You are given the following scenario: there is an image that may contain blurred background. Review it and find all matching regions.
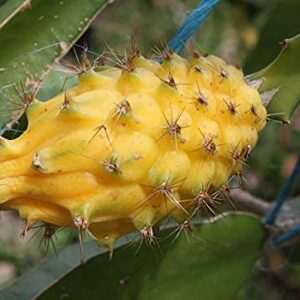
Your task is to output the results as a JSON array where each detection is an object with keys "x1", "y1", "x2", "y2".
[{"x1": 0, "y1": 0, "x2": 300, "y2": 298}]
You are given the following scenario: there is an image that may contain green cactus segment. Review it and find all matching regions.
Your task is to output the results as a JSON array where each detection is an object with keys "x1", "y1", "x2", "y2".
[
  {"x1": 0, "y1": 0, "x2": 31, "y2": 30},
  {"x1": 0, "y1": 0, "x2": 112, "y2": 124},
  {"x1": 36, "y1": 68, "x2": 78, "y2": 101},
  {"x1": 0, "y1": 214, "x2": 266, "y2": 300},
  {"x1": 248, "y1": 34, "x2": 300, "y2": 123},
  {"x1": 244, "y1": 0, "x2": 300, "y2": 74}
]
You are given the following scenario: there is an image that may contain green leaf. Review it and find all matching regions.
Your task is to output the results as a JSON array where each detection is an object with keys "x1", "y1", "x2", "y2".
[
  {"x1": 36, "y1": 67, "x2": 78, "y2": 101},
  {"x1": 0, "y1": 0, "x2": 31, "y2": 30},
  {"x1": 248, "y1": 34, "x2": 300, "y2": 123},
  {"x1": 0, "y1": 0, "x2": 112, "y2": 124},
  {"x1": 1, "y1": 213, "x2": 266, "y2": 300},
  {"x1": 244, "y1": 0, "x2": 300, "y2": 74}
]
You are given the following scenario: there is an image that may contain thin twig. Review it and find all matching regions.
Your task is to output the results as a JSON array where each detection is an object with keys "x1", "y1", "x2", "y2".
[
  {"x1": 230, "y1": 188, "x2": 271, "y2": 216},
  {"x1": 272, "y1": 224, "x2": 300, "y2": 246},
  {"x1": 264, "y1": 152, "x2": 300, "y2": 225}
]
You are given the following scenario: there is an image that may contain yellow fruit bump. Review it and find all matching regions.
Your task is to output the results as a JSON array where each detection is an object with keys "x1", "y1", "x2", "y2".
[{"x1": 0, "y1": 48, "x2": 267, "y2": 251}]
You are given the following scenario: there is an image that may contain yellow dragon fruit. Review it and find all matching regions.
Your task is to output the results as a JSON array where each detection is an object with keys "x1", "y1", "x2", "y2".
[{"x1": 0, "y1": 49, "x2": 266, "y2": 249}]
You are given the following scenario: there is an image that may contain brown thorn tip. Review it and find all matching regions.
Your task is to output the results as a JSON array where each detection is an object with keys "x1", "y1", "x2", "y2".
[
  {"x1": 282, "y1": 119, "x2": 291, "y2": 125},
  {"x1": 226, "y1": 100, "x2": 238, "y2": 115},
  {"x1": 73, "y1": 216, "x2": 88, "y2": 230},
  {"x1": 67, "y1": 45, "x2": 92, "y2": 75},
  {"x1": 43, "y1": 224, "x2": 56, "y2": 239},
  {"x1": 162, "y1": 49, "x2": 173, "y2": 61},
  {"x1": 73, "y1": 216, "x2": 87, "y2": 263},
  {"x1": 157, "y1": 72, "x2": 177, "y2": 89},
  {"x1": 103, "y1": 156, "x2": 121, "y2": 174},
  {"x1": 279, "y1": 39, "x2": 288, "y2": 49},
  {"x1": 196, "y1": 129, "x2": 217, "y2": 155},
  {"x1": 96, "y1": 56, "x2": 106, "y2": 67},
  {"x1": 123, "y1": 56, "x2": 135, "y2": 72},
  {"x1": 192, "y1": 51, "x2": 200, "y2": 59},
  {"x1": 141, "y1": 226, "x2": 154, "y2": 238},
  {"x1": 241, "y1": 145, "x2": 252, "y2": 160},
  {"x1": 194, "y1": 65, "x2": 202, "y2": 73},
  {"x1": 116, "y1": 99, "x2": 131, "y2": 116},
  {"x1": 197, "y1": 93, "x2": 208, "y2": 105},
  {"x1": 37, "y1": 224, "x2": 58, "y2": 257},
  {"x1": 20, "y1": 222, "x2": 29, "y2": 238},
  {"x1": 203, "y1": 135, "x2": 217, "y2": 155},
  {"x1": 166, "y1": 74, "x2": 176, "y2": 88},
  {"x1": 60, "y1": 92, "x2": 72, "y2": 110},
  {"x1": 32, "y1": 152, "x2": 43, "y2": 171},
  {"x1": 220, "y1": 68, "x2": 229, "y2": 79},
  {"x1": 250, "y1": 105, "x2": 258, "y2": 116},
  {"x1": 89, "y1": 124, "x2": 113, "y2": 148},
  {"x1": 182, "y1": 220, "x2": 192, "y2": 232},
  {"x1": 192, "y1": 186, "x2": 219, "y2": 217},
  {"x1": 140, "y1": 226, "x2": 161, "y2": 249}
]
